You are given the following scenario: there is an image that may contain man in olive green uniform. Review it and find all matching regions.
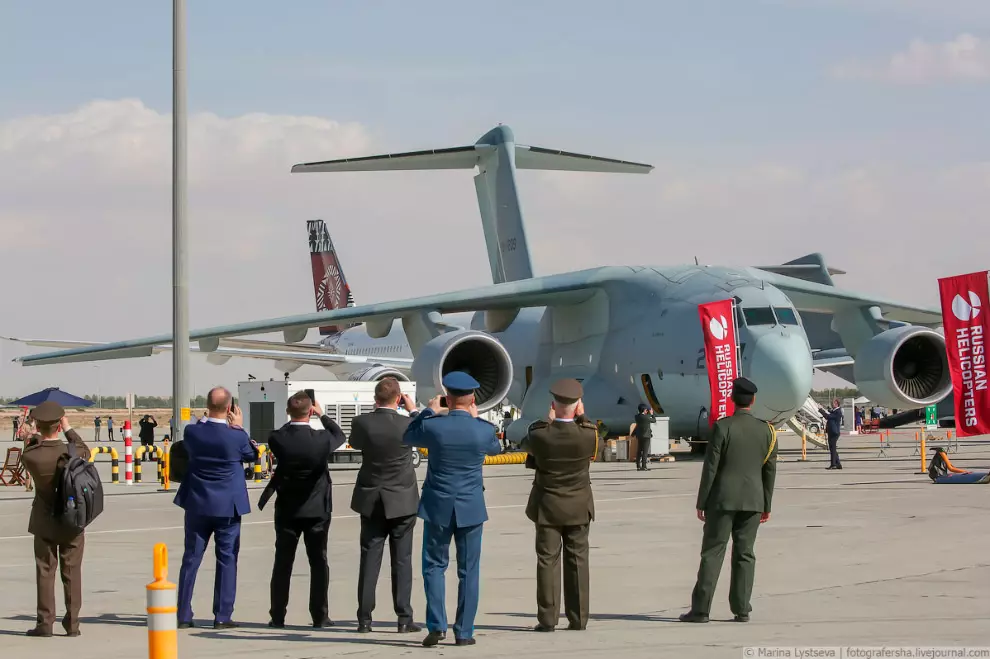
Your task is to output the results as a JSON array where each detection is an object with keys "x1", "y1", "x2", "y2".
[
  {"x1": 680, "y1": 377, "x2": 776, "y2": 624},
  {"x1": 20, "y1": 401, "x2": 91, "y2": 637},
  {"x1": 522, "y1": 379, "x2": 598, "y2": 632}
]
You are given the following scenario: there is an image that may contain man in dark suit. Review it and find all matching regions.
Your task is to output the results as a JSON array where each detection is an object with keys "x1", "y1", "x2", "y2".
[
  {"x1": 402, "y1": 372, "x2": 503, "y2": 648},
  {"x1": 261, "y1": 390, "x2": 346, "y2": 628},
  {"x1": 632, "y1": 404, "x2": 655, "y2": 471},
  {"x1": 820, "y1": 398, "x2": 844, "y2": 470},
  {"x1": 680, "y1": 377, "x2": 777, "y2": 623},
  {"x1": 174, "y1": 387, "x2": 257, "y2": 629},
  {"x1": 348, "y1": 377, "x2": 422, "y2": 634},
  {"x1": 20, "y1": 402, "x2": 90, "y2": 637},
  {"x1": 522, "y1": 379, "x2": 598, "y2": 633}
]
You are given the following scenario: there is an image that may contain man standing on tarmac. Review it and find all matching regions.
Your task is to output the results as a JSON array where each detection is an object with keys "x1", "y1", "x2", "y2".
[
  {"x1": 632, "y1": 404, "x2": 655, "y2": 471},
  {"x1": 348, "y1": 378, "x2": 422, "y2": 634},
  {"x1": 20, "y1": 402, "x2": 90, "y2": 637},
  {"x1": 820, "y1": 398, "x2": 844, "y2": 470},
  {"x1": 402, "y1": 372, "x2": 503, "y2": 648},
  {"x1": 522, "y1": 378, "x2": 598, "y2": 633},
  {"x1": 680, "y1": 377, "x2": 777, "y2": 624}
]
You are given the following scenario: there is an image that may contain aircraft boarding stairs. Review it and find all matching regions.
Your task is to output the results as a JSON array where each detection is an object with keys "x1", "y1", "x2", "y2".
[{"x1": 782, "y1": 396, "x2": 828, "y2": 449}]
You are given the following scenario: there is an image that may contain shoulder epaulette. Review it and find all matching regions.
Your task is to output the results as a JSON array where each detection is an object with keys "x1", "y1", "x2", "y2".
[
  {"x1": 577, "y1": 418, "x2": 597, "y2": 431},
  {"x1": 528, "y1": 419, "x2": 549, "y2": 432}
]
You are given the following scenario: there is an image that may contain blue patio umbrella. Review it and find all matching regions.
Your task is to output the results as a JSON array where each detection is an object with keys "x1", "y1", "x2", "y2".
[{"x1": 7, "y1": 387, "x2": 94, "y2": 408}]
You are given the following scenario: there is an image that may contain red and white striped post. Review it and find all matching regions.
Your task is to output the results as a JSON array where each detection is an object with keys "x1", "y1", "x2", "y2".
[{"x1": 123, "y1": 420, "x2": 134, "y2": 485}]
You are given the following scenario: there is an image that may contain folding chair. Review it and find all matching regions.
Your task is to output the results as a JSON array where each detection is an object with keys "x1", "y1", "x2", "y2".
[{"x1": 0, "y1": 447, "x2": 26, "y2": 487}]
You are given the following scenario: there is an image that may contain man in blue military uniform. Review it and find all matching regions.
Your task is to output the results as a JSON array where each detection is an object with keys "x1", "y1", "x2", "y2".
[{"x1": 402, "y1": 372, "x2": 503, "y2": 647}]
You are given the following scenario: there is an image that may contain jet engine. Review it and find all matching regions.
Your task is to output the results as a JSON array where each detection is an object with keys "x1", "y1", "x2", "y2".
[
  {"x1": 347, "y1": 366, "x2": 410, "y2": 382},
  {"x1": 853, "y1": 326, "x2": 951, "y2": 409},
  {"x1": 411, "y1": 330, "x2": 513, "y2": 412}
]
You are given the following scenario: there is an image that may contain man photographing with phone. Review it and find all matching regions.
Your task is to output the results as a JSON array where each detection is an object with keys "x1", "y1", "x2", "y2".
[
  {"x1": 402, "y1": 372, "x2": 502, "y2": 648},
  {"x1": 261, "y1": 390, "x2": 346, "y2": 629}
]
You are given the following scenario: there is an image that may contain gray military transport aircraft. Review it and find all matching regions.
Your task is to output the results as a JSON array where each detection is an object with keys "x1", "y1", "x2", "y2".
[{"x1": 9, "y1": 126, "x2": 952, "y2": 447}]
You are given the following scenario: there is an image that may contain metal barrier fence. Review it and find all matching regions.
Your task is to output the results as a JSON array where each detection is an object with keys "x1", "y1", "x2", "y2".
[{"x1": 88, "y1": 446, "x2": 120, "y2": 484}]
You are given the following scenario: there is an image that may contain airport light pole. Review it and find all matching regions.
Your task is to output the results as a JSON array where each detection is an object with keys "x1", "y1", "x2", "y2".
[{"x1": 172, "y1": 0, "x2": 191, "y2": 439}]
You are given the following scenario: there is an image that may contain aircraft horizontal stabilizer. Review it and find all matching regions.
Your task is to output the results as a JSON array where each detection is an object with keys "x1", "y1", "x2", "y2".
[
  {"x1": 291, "y1": 126, "x2": 653, "y2": 176},
  {"x1": 753, "y1": 253, "x2": 846, "y2": 287}
]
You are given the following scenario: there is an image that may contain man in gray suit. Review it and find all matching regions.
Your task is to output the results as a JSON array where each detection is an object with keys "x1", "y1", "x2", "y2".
[{"x1": 348, "y1": 377, "x2": 422, "y2": 634}]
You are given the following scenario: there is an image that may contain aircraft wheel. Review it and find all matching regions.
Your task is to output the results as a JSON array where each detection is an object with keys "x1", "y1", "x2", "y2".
[
  {"x1": 411, "y1": 449, "x2": 422, "y2": 469},
  {"x1": 808, "y1": 423, "x2": 821, "y2": 435}
]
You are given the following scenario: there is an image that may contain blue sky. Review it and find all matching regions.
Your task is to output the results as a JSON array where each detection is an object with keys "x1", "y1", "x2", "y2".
[{"x1": 1, "y1": 0, "x2": 988, "y2": 395}]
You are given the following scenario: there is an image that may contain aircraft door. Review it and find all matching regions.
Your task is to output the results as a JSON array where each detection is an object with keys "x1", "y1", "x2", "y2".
[{"x1": 640, "y1": 374, "x2": 665, "y2": 414}]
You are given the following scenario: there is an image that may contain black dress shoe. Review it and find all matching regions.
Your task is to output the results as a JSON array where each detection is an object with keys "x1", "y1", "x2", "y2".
[
  {"x1": 567, "y1": 622, "x2": 586, "y2": 631},
  {"x1": 357, "y1": 623, "x2": 372, "y2": 633},
  {"x1": 679, "y1": 611, "x2": 709, "y2": 623},
  {"x1": 734, "y1": 614, "x2": 750, "y2": 623},
  {"x1": 313, "y1": 618, "x2": 335, "y2": 628},
  {"x1": 422, "y1": 631, "x2": 446, "y2": 647},
  {"x1": 177, "y1": 621, "x2": 194, "y2": 630},
  {"x1": 26, "y1": 627, "x2": 53, "y2": 637},
  {"x1": 397, "y1": 623, "x2": 421, "y2": 633},
  {"x1": 214, "y1": 621, "x2": 238, "y2": 630},
  {"x1": 455, "y1": 638, "x2": 476, "y2": 646},
  {"x1": 268, "y1": 620, "x2": 285, "y2": 629},
  {"x1": 533, "y1": 623, "x2": 555, "y2": 632}
]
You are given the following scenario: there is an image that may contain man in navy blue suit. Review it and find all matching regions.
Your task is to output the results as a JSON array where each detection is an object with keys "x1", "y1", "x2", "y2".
[
  {"x1": 174, "y1": 387, "x2": 257, "y2": 629},
  {"x1": 402, "y1": 372, "x2": 502, "y2": 647}
]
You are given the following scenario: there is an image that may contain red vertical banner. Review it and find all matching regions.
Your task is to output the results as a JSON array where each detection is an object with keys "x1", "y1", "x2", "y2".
[
  {"x1": 699, "y1": 299, "x2": 740, "y2": 426},
  {"x1": 938, "y1": 271, "x2": 990, "y2": 437}
]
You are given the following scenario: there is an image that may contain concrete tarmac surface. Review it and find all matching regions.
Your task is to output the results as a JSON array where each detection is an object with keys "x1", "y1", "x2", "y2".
[{"x1": 0, "y1": 428, "x2": 987, "y2": 658}]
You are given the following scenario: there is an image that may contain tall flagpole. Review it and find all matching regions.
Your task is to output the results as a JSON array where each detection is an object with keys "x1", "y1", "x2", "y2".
[{"x1": 172, "y1": 0, "x2": 191, "y2": 438}]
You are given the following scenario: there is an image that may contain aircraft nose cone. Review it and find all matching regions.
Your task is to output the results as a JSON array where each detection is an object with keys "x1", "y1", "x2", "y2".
[{"x1": 746, "y1": 331, "x2": 813, "y2": 423}]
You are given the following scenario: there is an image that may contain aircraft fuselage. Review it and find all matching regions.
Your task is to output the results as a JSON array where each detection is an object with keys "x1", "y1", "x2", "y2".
[{"x1": 322, "y1": 265, "x2": 814, "y2": 440}]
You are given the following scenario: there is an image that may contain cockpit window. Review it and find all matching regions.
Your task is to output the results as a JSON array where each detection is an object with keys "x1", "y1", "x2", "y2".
[
  {"x1": 774, "y1": 307, "x2": 799, "y2": 325},
  {"x1": 742, "y1": 307, "x2": 776, "y2": 326}
]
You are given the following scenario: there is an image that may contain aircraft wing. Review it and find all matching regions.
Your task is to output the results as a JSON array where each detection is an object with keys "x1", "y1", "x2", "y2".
[
  {"x1": 2, "y1": 336, "x2": 412, "y2": 369},
  {"x1": 13, "y1": 268, "x2": 613, "y2": 366},
  {"x1": 752, "y1": 270, "x2": 943, "y2": 326}
]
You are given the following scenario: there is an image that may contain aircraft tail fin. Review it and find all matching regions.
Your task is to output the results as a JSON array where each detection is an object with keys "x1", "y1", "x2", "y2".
[
  {"x1": 307, "y1": 219, "x2": 356, "y2": 336},
  {"x1": 292, "y1": 126, "x2": 653, "y2": 285}
]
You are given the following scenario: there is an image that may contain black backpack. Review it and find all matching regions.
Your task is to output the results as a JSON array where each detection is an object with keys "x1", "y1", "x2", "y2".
[
  {"x1": 168, "y1": 440, "x2": 188, "y2": 483},
  {"x1": 54, "y1": 441, "x2": 104, "y2": 533}
]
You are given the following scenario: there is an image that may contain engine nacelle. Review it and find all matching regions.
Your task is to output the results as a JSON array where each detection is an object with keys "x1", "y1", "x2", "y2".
[
  {"x1": 411, "y1": 330, "x2": 513, "y2": 412},
  {"x1": 853, "y1": 325, "x2": 952, "y2": 409},
  {"x1": 347, "y1": 366, "x2": 411, "y2": 382}
]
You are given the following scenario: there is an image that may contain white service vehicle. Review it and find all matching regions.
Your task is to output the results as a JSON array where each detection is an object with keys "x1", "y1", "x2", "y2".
[{"x1": 237, "y1": 379, "x2": 421, "y2": 467}]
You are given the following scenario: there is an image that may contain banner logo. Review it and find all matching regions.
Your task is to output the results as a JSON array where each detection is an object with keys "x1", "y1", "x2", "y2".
[
  {"x1": 938, "y1": 272, "x2": 990, "y2": 437},
  {"x1": 699, "y1": 300, "x2": 739, "y2": 426},
  {"x1": 952, "y1": 291, "x2": 982, "y2": 322}
]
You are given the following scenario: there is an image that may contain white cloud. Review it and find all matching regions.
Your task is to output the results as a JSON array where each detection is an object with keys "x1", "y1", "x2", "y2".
[
  {"x1": 831, "y1": 33, "x2": 990, "y2": 84},
  {"x1": 1, "y1": 99, "x2": 989, "y2": 396}
]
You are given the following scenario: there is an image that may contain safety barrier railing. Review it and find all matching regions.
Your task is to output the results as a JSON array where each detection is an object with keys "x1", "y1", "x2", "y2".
[
  {"x1": 135, "y1": 445, "x2": 164, "y2": 484},
  {"x1": 484, "y1": 451, "x2": 527, "y2": 465},
  {"x1": 147, "y1": 543, "x2": 177, "y2": 659},
  {"x1": 88, "y1": 446, "x2": 120, "y2": 484}
]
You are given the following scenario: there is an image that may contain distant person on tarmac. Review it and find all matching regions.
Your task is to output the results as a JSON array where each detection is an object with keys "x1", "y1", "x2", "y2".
[
  {"x1": 819, "y1": 399, "x2": 843, "y2": 470},
  {"x1": 139, "y1": 415, "x2": 158, "y2": 447},
  {"x1": 93, "y1": 416, "x2": 101, "y2": 442},
  {"x1": 633, "y1": 404, "x2": 655, "y2": 471},
  {"x1": 12, "y1": 415, "x2": 20, "y2": 441},
  {"x1": 106, "y1": 416, "x2": 114, "y2": 442}
]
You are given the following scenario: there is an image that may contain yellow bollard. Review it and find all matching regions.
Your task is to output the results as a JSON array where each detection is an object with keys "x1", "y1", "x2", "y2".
[
  {"x1": 800, "y1": 431, "x2": 807, "y2": 462},
  {"x1": 147, "y1": 543, "x2": 177, "y2": 659},
  {"x1": 918, "y1": 434, "x2": 928, "y2": 474},
  {"x1": 254, "y1": 444, "x2": 267, "y2": 483}
]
